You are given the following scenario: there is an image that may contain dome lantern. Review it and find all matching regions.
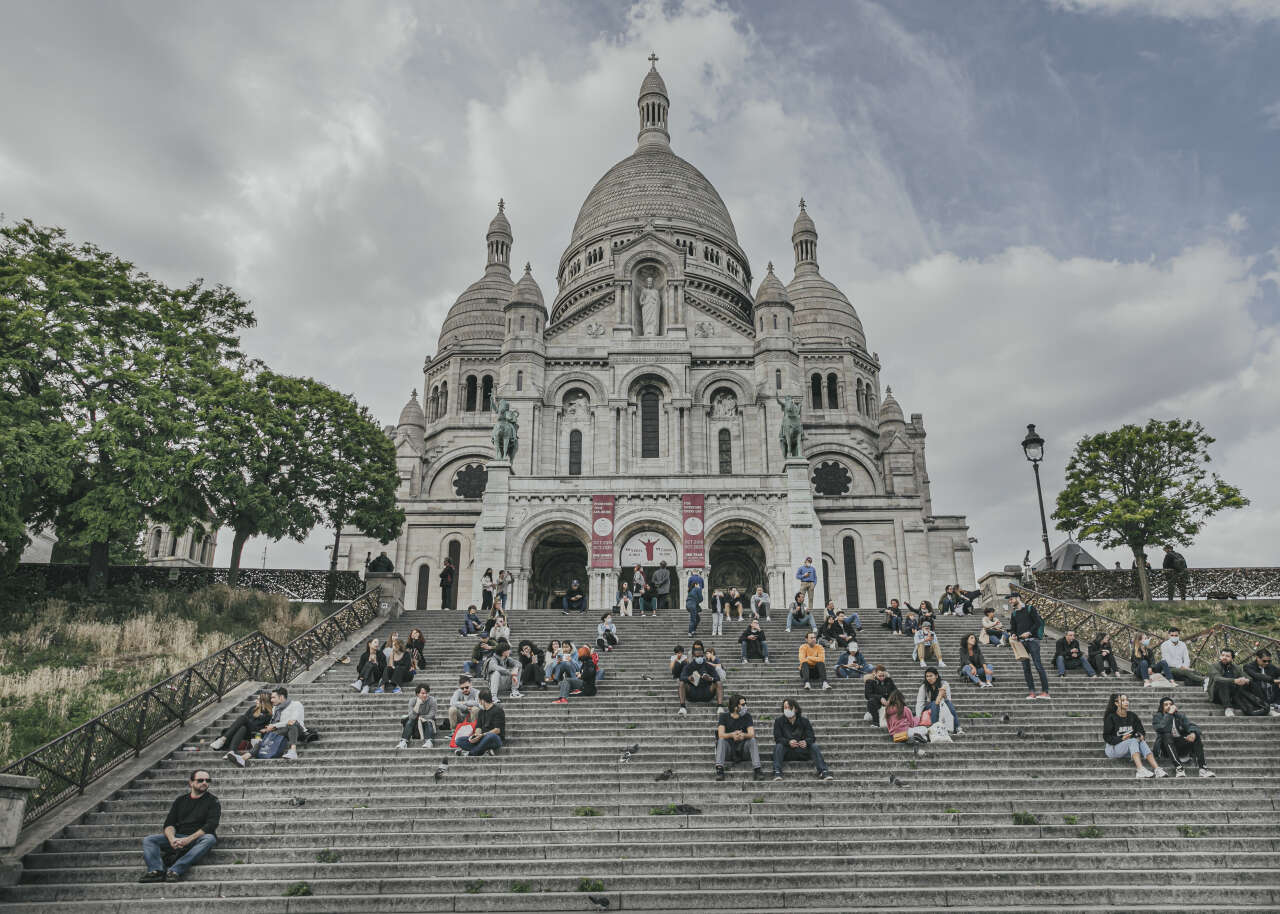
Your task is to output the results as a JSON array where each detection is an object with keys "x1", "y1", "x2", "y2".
[
  {"x1": 486, "y1": 198, "x2": 512, "y2": 273},
  {"x1": 637, "y1": 53, "x2": 670, "y2": 149},
  {"x1": 792, "y1": 197, "x2": 818, "y2": 272}
]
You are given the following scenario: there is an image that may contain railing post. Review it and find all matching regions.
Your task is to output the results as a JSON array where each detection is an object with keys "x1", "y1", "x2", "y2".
[
  {"x1": 133, "y1": 693, "x2": 150, "y2": 757},
  {"x1": 177, "y1": 670, "x2": 193, "y2": 727},
  {"x1": 77, "y1": 722, "x2": 96, "y2": 796}
]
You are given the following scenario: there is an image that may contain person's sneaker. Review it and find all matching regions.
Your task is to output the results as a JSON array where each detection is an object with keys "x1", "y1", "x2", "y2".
[
  {"x1": 422, "y1": 739, "x2": 433, "y2": 749},
  {"x1": 484, "y1": 749, "x2": 497, "y2": 757},
  {"x1": 803, "y1": 682, "x2": 811, "y2": 690},
  {"x1": 209, "y1": 737, "x2": 226, "y2": 751},
  {"x1": 283, "y1": 748, "x2": 298, "y2": 761},
  {"x1": 1135, "y1": 768, "x2": 1155, "y2": 779},
  {"x1": 1174, "y1": 766, "x2": 1186, "y2": 778},
  {"x1": 1269, "y1": 708, "x2": 1280, "y2": 717},
  {"x1": 561, "y1": 610, "x2": 569, "y2": 615},
  {"x1": 953, "y1": 727, "x2": 964, "y2": 736},
  {"x1": 752, "y1": 768, "x2": 765, "y2": 781},
  {"x1": 570, "y1": 689, "x2": 583, "y2": 696},
  {"x1": 373, "y1": 687, "x2": 385, "y2": 694},
  {"x1": 677, "y1": 705, "x2": 688, "y2": 716},
  {"x1": 764, "y1": 658, "x2": 770, "y2": 664},
  {"x1": 1058, "y1": 672, "x2": 1067, "y2": 678},
  {"x1": 820, "y1": 770, "x2": 834, "y2": 781},
  {"x1": 227, "y1": 752, "x2": 246, "y2": 768},
  {"x1": 773, "y1": 772, "x2": 783, "y2": 781},
  {"x1": 821, "y1": 682, "x2": 832, "y2": 690},
  {"x1": 919, "y1": 661, "x2": 927, "y2": 668},
  {"x1": 351, "y1": 680, "x2": 362, "y2": 691},
  {"x1": 510, "y1": 690, "x2": 523, "y2": 699},
  {"x1": 909, "y1": 732, "x2": 928, "y2": 744},
  {"x1": 138, "y1": 870, "x2": 164, "y2": 884},
  {"x1": 862, "y1": 712, "x2": 873, "y2": 722},
  {"x1": 1199, "y1": 768, "x2": 1216, "y2": 778},
  {"x1": 715, "y1": 767, "x2": 726, "y2": 781},
  {"x1": 1036, "y1": 693, "x2": 1051, "y2": 700},
  {"x1": 454, "y1": 748, "x2": 466, "y2": 757},
  {"x1": 552, "y1": 698, "x2": 568, "y2": 704},
  {"x1": 1224, "y1": 708, "x2": 1235, "y2": 717},
  {"x1": 361, "y1": 686, "x2": 369, "y2": 695},
  {"x1": 164, "y1": 871, "x2": 182, "y2": 882},
  {"x1": 392, "y1": 687, "x2": 402, "y2": 695},
  {"x1": 1153, "y1": 767, "x2": 1168, "y2": 778},
  {"x1": 396, "y1": 739, "x2": 408, "y2": 750},
  {"x1": 937, "y1": 661, "x2": 946, "y2": 667}
]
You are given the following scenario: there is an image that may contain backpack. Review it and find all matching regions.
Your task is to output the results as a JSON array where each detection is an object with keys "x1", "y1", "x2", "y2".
[
  {"x1": 253, "y1": 730, "x2": 288, "y2": 759},
  {"x1": 303, "y1": 728, "x2": 320, "y2": 743},
  {"x1": 1169, "y1": 552, "x2": 1188, "y2": 571}
]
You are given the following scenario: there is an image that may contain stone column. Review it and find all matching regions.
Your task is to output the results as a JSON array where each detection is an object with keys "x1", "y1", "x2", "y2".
[
  {"x1": 472, "y1": 461, "x2": 511, "y2": 604},
  {"x1": 365, "y1": 572, "x2": 406, "y2": 620},
  {"x1": 783, "y1": 458, "x2": 824, "y2": 609},
  {"x1": 0, "y1": 773, "x2": 40, "y2": 886}
]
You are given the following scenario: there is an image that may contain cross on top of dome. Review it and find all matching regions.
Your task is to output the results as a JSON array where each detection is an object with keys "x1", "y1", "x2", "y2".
[{"x1": 648, "y1": 52, "x2": 658, "y2": 66}]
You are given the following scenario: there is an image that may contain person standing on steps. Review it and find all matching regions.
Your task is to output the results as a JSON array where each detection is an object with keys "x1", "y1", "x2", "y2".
[
  {"x1": 796, "y1": 557, "x2": 817, "y2": 610},
  {"x1": 481, "y1": 567, "x2": 495, "y2": 613},
  {"x1": 715, "y1": 693, "x2": 765, "y2": 781},
  {"x1": 750, "y1": 585, "x2": 771, "y2": 621},
  {"x1": 863, "y1": 665, "x2": 897, "y2": 724},
  {"x1": 397, "y1": 684, "x2": 437, "y2": 749},
  {"x1": 1008, "y1": 594, "x2": 1050, "y2": 700},
  {"x1": 686, "y1": 577, "x2": 704, "y2": 636},
  {"x1": 798, "y1": 630, "x2": 832, "y2": 691},
  {"x1": 562, "y1": 579, "x2": 586, "y2": 615},
  {"x1": 496, "y1": 569, "x2": 511, "y2": 612},
  {"x1": 1053, "y1": 630, "x2": 1097, "y2": 679},
  {"x1": 1152, "y1": 696, "x2": 1215, "y2": 778},
  {"x1": 1162, "y1": 545, "x2": 1189, "y2": 600},
  {"x1": 1160, "y1": 627, "x2": 1205, "y2": 686},
  {"x1": 456, "y1": 689, "x2": 505, "y2": 756},
  {"x1": 1102, "y1": 692, "x2": 1167, "y2": 779},
  {"x1": 632, "y1": 565, "x2": 650, "y2": 616},
  {"x1": 772, "y1": 698, "x2": 834, "y2": 780},
  {"x1": 138, "y1": 769, "x2": 220, "y2": 884},
  {"x1": 739, "y1": 618, "x2": 770, "y2": 663},
  {"x1": 439, "y1": 558, "x2": 455, "y2": 611},
  {"x1": 709, "y1": 587, "x2": 726, "y2": 636},
  {"x1": 652, "y1": 561, "x2": 671, "y2": 615},
  {"x1": 677, "y1": 640, "x2": 724, "y2": 715}
]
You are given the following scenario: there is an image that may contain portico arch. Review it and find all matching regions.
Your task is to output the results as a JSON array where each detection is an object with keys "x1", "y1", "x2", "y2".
[
  {"x1": 525, "y1": 520, "x2": 590, "y2": 611},
  {"x1": 704, "y1": 517, "x2": 773, "y2": 599}
]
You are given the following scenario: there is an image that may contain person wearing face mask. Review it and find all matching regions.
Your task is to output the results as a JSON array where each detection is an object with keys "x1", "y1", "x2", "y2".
[
  {"x1": 1102, "y1": 692, "x2": 1167, "y2": 779},
  {"x1": 738, "y1": 619, "x2": 770, "y2": 663},
  {"x1": 1152, "y1": 696, "x2": 1215, "y2": 778},
  {"x1": 715, "y1": 693, "x2": 765, "y2": 781},
  {"x1": 1157, "y1": 627, "x2": 1203, "y2": 685},
  {"x1": 771, "y1": 698, "x2": 833, "y2": 780},
  {"x1": 677, "y1": 641, "x2": 724, "y2": 716},
  {"x1": 1130, "y1": 635, "x2": 1172, "y2": 688}
]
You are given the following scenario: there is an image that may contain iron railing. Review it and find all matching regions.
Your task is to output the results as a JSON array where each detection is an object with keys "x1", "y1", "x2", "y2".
[
  {"x1": 2, "y1": 588, "x2": 381, "y2": 826},
  {"x1": 1014, "y1": 585, "x2": 1280, "y2": 674},
  {"x1": 1033, "y1": 567, "x2": 1280, "y2": 602},
  {"x1": 9, "y1": 564, "x2": 365, "y2": 602}
]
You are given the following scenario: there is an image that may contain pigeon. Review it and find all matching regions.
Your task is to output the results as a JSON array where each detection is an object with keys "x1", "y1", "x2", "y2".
[
  {"x1": 1001, "y1": 713, "x2": 1011, "y2": 723},
  {"x1": 673, "y1": 803, "x2": 702, "y2": 815},
  {"x1": 640, "y1": 674, "x2": 654, "y2": 681},
  {"x1": 588, "y1": 896, "x2": 611, "y2": 908},
  {"x1": 620, "y1": 751, "x2": 632, "y2": 764},
  {"x1": 655, "y1": 767, "x2": 675, "y2": 781},
  {"x1": 624, "y1": 743, "x2": 640, "y2": 754},
  {"x1": 287, "y1": 796, "x2": 305, "y2": 807},
  {"x1": 433, "y1": 760, "x2": 448, "y2": 782},
  {"x1": 1016, "y1": 728, "x2": 1028, "y2": 739},
  {"x1": 888, "y1": 773, "x2": 907, "y2": 788}
]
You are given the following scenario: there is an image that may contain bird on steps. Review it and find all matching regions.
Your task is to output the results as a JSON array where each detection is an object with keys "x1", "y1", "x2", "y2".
[
  {"x1": 433, "y1": 760, "x2": 448, "y2": 781},
  {"x1": 1001, "y1": 713, "x2": 1012, "y2": 723},
  {"x1": 655, "y1": 767, "x2": 675, "y2": 781},
  {"x1": 889, "y1": 773, "x2": 907, "y2": 788},
  {"x1": 1016, "y1": 728, "x2": 1028, "y2": 739}
]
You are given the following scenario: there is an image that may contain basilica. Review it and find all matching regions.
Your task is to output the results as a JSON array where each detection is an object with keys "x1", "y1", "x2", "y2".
[{"x1": 343, "y1": 59, "x2": 975, "y2": 613}]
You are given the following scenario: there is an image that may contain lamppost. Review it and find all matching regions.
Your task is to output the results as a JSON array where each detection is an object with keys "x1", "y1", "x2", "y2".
[{"x1": 1021, "y1": 423, "x2": 1054, "y2": 570}]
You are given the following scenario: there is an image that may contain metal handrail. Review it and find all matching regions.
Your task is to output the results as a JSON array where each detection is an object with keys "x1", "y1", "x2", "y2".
[{"x1": 2, "y1": 588, "x2": 381, "y2": 826}]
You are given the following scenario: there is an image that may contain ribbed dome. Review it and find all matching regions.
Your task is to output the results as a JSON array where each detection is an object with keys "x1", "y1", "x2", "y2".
[
  {"x1": 879, "y1": 387, "x2": 905, "y2": 426},
  {"x1": 438, "y1": 270, "x2": 513, "y2": 350},
  {"x1": 639, "y1": 64, "x2": 668, "y2": 99},
  {"x1": 754, "y1": 263, "x2": 790, "y2": 306},
  {"x1": 566, "y1": 144, "x2": 740, "y2": 253},
  {"x1": 507, "y1": 263, "x2": 546, "y2": 311},
  {"x1": 397, "y1": 390, "x2": 426, "y2": 429},
  {"x1": 787, "y1": 271, "x2": 866, "y2": 349},
  {"x1": 488, "y1": 206, "x2": 511, "y2": 237}
]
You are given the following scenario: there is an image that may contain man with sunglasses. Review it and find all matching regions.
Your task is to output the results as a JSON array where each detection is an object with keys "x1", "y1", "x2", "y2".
[{"x1": 139, "y1": 769, "x2": 220, "y2": 883}]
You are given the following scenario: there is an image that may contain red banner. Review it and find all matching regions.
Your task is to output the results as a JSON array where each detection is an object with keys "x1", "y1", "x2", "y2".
[
  {"x1": 591, "y1": 495, "x2": 615, "y2": 568},
  {"x1": 682, "y1": 494, "x2": 705, "y2": 568}
]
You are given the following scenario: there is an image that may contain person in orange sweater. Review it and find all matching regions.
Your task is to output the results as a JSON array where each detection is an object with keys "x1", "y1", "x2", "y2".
[{"x1": 797, "y1": 631, "x2": 831, "y2": 691}]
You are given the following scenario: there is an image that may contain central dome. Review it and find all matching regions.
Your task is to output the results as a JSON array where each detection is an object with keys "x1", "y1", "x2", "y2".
[{"x1": 567, "y1": 144, "x2": 741, "y2": 252}]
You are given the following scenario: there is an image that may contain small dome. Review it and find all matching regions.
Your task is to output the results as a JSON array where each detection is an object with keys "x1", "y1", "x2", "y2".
[
  {"x1": 397, "y1": 389, "x2": 426, "y2": 429},
  {"x1": 639, "y1": 62, "x2": 668, "y2": 99},
  {"x1": 754, "y1": 262, "x2": 790, "y2": 306},
  {"x1": 787, "y1": 271, "x2": 866, "y2": 349},
  {"x1": 879, "y1": 387, "x2": 905, "y2": 426},
  {"x1": 507, "y1": 263, "x2": 546, "y2": 311},
  {"x1": 488, "y1": 199, "x2": 511, "y2": 238},
  {"x1": 792, "y1": 199, "x2": 816, "y2": 239}
]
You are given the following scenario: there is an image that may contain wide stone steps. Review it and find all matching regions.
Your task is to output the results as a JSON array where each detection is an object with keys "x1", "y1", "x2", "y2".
[{"x1": 4, "y1": 606, "x2": 1277, "y2": 912}]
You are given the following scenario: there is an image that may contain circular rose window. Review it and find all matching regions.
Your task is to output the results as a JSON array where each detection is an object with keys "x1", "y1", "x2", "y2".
[
  {"x1": 812, "y1": 461, "x2": 852, "y2": 496},
  {"x1": 453, "y1": 464, "x2": 489, "y2": 499}
]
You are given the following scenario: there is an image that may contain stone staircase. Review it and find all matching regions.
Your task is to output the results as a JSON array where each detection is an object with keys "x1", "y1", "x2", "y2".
[{"x1": 4, "y1": 604, "x2": 1279, "y2": 912}]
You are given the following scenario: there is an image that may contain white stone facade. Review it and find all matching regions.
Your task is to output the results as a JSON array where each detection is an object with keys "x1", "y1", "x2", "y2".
[{"x1": 344, "y1": 60, "x2": 974, "y2": 612}]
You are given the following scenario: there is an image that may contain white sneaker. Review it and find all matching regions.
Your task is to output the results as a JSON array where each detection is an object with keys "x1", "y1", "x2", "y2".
[
  {"x1": 1224, "y1": 708, "x2": 1235, "y2": 717},
  {"x1": 937, "y1": 661, "x2": 946, "y2": 668},
  {"x1": 1153, "y1": 767, "x2": 1168, "y2": 778},
  {"x1": 511, "y1": 690, "x2": 523, "y2": 699},
  {"x1": 1142, "y1": 680, "x2": 1152, "y2": 688},
  {"x1": 209, "y1": 737, "x2": 226, "y2": 751},
  {"x1": 677, "y1": 706, "x2": 688, "y2": 716},
  {"x1": 422, "y1": 739, "x2": 433, "y2": 749},
  {"x1": 396, "y1": 739, "x2": 408, "y2": 750},
  {"x1": 283, "y1": 748, "x2": 298, "y2": 760},
  {"x1": 351, "y1": 680, "x2": 362, "y2": 691},
  {"x1": 1135, "y1": 768, "x2": 1155, "y2": 779},
  {"x1": 821, "y1": 682, "x2": 832, "y2": 690},
  {"x1": 1198, "y1": 768, "x2": 1216, "y2": 778},
  {"x1": 919, "y1": 661, "x2": 927, "y2": 668},
  {"x1": 803, "y1": 682, "x2": 811, "y2": 690},
  {"x1": 227, "y1": 752, "x2": 246, "y2": 768},
  {"x1": 862, "y1": 712, "x2": 873, "y2": 722},
  {"x1": 361, "y1": 686, "x2": 369, "y2": 695}
]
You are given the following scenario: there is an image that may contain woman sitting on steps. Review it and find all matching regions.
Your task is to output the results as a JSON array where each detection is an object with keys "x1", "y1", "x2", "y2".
[{"x1": 1102, "y1": 692, "x2": 1168, "y2": 779}]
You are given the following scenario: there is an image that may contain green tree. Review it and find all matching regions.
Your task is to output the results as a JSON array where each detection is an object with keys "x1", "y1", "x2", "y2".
[
  {"x1": 0, "y1": 220, "x2": 253, "y2": 587},
  {"x1": 1053, "y1": 419, "x2": 1248, "y2": 602}
]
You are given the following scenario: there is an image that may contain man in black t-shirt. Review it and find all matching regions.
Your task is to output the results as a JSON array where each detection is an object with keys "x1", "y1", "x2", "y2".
[
  {"x1": 139, "y1": 770, "x2": 220, "y2": 883},
  {"x1": 458, "y1": 689, "x2": 507, "y2": 756},
  {"x1": 715, "y1": 694, "x2": 764, "y2": 780}
]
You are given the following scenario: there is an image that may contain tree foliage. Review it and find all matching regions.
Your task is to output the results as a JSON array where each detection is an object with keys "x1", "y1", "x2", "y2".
[{"x1": 1052, "y1": 418, "x2": 1247, "y2": 601}]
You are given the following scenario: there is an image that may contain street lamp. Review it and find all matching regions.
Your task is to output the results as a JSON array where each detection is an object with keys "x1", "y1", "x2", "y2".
[{"x1": 1020, "y1": 423, "x2": 1053, "y2": 570}]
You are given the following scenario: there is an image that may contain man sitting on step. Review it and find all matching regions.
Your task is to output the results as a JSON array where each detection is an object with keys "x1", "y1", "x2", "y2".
[
  {"x1": 138, "y1": 769, "x2": 220, "y2": 884},
  {"x1": 772, "y1": 698, "x2": 834, "y2": 780},
  {"x1": 715, "y1": 693, "x2": 765, "y2": 781},
  {"x1": 483, "y1": 641, "x2": 523, "y2": 700},
  {"x1": 785, "y1": 593, "x2": 817, "y2": 633},
  {"x1": 738, "y1": 619, "x2": 770, "y2": 663},
  {"x1": 455, "y1": 689, "x2": 506, "y2": 756},
  {"x1": 677, "y1": 641, "x2": 723, "y2": 715},
  {"x1": 448, "y1": 676, "x2": 481, "y2": 727},
  {"x1": 863, "y1": 665, "x2": 898, "y2": 724},
  {"x1": 1206, "y1": 649, "x2": 1269, "y2": 716},
  {"x1": 798, "y1": 631, "x2": 832, "y2": 690},
  {"x1": 561, "y1": 579, "x2": 586, "y2": 614},
  {"x1": 1053, "y1": 630, "x2": 1097, "y2": 678},
  {"x1": 1244, "y1": 649, "x2": 1280, "y2": 710},
  {"x1": 1159, "y1": 627, "x2": 1205, "y2": 686},
  {"x1": 819, "y1": 608, "x2": 857, "y2": 651}
]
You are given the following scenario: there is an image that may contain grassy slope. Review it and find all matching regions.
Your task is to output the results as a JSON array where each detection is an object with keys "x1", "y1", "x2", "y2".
[
  {"x1": 0, "y1": 585, "x2": 323, "y2": 766},
  {"x1": 1093, "y1": 600, "x2": 1280, "y2": 642}
]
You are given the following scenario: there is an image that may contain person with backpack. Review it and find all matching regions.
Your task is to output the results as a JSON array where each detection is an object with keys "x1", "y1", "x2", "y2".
[
  {"x1": 396, "y1": 684, "x2": 437, "y2": 749},
  {"x1": 1161, "y1": 545, "x2": 1189, "y2": 600},
  {"x1": 771, "y1": 698, "x2": 834, "y2": 780},
  {"x1": 138, "y1": 769, "x2": 220, "y2": 883},
  {"x1": 226, "y1": 687, "x2": 304, "y2": 766}
]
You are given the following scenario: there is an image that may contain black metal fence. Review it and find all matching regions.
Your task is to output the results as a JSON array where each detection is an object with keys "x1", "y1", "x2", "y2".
[
  {"x1": 10, "y1": 564, "x2": 365, "y2": 602},
  {"x1": 1034, "y1": 567, "x2": 1280, "y2": 602},
  {"x1": 2, "y1": 589, "x2": 381, "y2": 826}
]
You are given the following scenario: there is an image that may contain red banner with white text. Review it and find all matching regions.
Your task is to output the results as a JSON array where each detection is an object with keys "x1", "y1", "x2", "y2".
[
  {"x1": 682, "y1": 494, "x2": 705, "y2": 568},
  {"x1": 591, "y1": 495, "x2": 615, "y2": 568}
]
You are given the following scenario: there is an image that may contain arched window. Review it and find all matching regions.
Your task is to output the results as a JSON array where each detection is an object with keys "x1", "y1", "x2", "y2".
[
  {"x1": 516, "y1": 370, "x2": 524, "y2": 392},
  {"x1": 775, "y1": 369, "x2": 782, "y2": 390},
  {"x1": 464, "y1": 376, "x2": 478, "y2": 412},
  {"x1": 481, "y1": 376, "x2": 494, "y2": 412},
  {"x1": 168, "y1": 533, "x2": 178, "y2": 557},
  {"x1": 430, "y1": 385, "x2": 440, "y2": 422},
  {"x1": 569, "y1": 429, "x2": 583, "y2": 476},
  {"x1": 866, "y1": 388, "x2": 876, "y2": 418},
  {"x1": 772, "y1": 314, "x2": 778, "y2": 329},
  {"x1": 519, "y1": 315, "x2": 525, "y2": 331},
  {"x1": 855, "y1": 379, "x2": 864, "y2": 415},
  {"x1": 640, "y1": 388, "x2": 660, "y2": 458},
  {"x1": 827, "y1": 373, "x2": 839, "y2": 410},
  {"x1": 843, "y1": 537, "x2": 859, "y2": 608},
  {"x1": 188, "y1": 532, "x2": 200, "y2": 561},
  {"x1": 439, "y1": 382, "x2": 448, "y2": 416},
  {"x1": 150, "y1": 528, "x2": 162, "y2": 557},
  {"x1": 201, "y1": 538, "x2": 211, "y2": 564},
  {"x1": 873, "y1": 560, "x2": 887, "y2": 609},
  {"x1": 718, "y1": 428, "x2": 732, "y2": 475},
  {"x1": 810, "y1": 374, "x2": 823, "y2": 410}
]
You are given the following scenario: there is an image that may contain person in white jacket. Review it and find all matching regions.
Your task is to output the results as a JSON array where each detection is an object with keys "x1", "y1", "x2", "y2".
[
  {"x1": 912, "y1": 621, "x2": 945, "y2": 667},
  {"x1": 596, "y1": 613, "x2": 619, "y2": 652},
  {"x1": 1159, "y1": 627, "x2": 1205, "y2": 686}
]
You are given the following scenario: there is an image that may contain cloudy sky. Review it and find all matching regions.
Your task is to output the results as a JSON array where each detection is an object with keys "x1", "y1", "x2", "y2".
[{"x1": 4, "y1": 0, "x2": 1277, "y2": 576}]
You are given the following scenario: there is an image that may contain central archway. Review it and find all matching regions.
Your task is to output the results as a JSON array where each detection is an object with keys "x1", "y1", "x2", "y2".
[
  {"x1": 530, "y1": 532, "x2": 588, "y2": 611},
  {"x1": 708, "y1": 529, "x2": 767, "y2": 595}
]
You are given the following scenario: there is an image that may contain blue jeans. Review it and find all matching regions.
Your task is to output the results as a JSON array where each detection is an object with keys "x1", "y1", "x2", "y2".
[
  {"x1": 961, "y1": 663, "x2": 993, "y2": 684},
  {"x1": 1134, "y1": 658, "x2": 1170, "y2": 681},
  {"x1": 142, "y1": 832, "x2": 216, "y2": 876},
  {"x1": 1056, "y1": 655, "x2": 1097, "y2": 676},
  {"x1": 786, "y1": 613, "x2": 816, "y2": 632},
  {"x1": 886, "y1": 613, "x2": 902, "y2": 633},
  {"x1": 562, "y1": 595, "x2": 585, "y2": 613},
  {"x1": 848, "y1": 612, "x2": 862, "y2": 630},
  {"x1": 1018, "y1": 638, "x2": 1050, "y2": 692},
  {"x1": 740, "y1": 642, "x2": 769, "y2": 661},
  {"x1": 687, "y1": 608, "x2": 700, "y2": 634},
  {"x1": 772, "y1": 742, "x2": 828, "y2": 775},
  {"x1": 558, "y1": 676, "x2": 584, "y2": 699},
  {"x1": 925, "y1": 699, "x2": 959, "y2": 727},
  {"x1": 467, "y1": 732, "x2": 503, "y2": 756},
  {"x1": 460, "y1": 619, "x2": 481, "y2": 635}
]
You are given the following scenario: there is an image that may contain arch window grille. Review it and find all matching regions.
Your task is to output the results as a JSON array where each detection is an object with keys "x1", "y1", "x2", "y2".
[
  {"x1": 775, "y1": 369, "x2": 782, "y2": 390},
  {"x1": 568, "y1": 429, "x2": 583, "y2": 476},
  {"x1": 640, "y1": 388, "x2": 660, "y2": 458},
  {"x1": 842, "y1": 537, "x2": 859, "y2": 608},
  {"x1": 717, "y1": 428, "x2": 732, "y2": 475},
  {"x1": 873, "y1": 560, "x2": 887, "y2": 609},
  {"x1": 481, "y1": 376, "x2": 494, "y2": 412},
  {"x1": 516, "y1": 370, "x2": 524, "y2": 392},
  {"x1": 827, "y1": 373, "x2": 839, "y2": 410},
  {"x1": 810, "y1": 374, "x2": 823, "y2": 410},
  {"x1": 464, "y1": 376, "x2": 478, "y2": 412}
]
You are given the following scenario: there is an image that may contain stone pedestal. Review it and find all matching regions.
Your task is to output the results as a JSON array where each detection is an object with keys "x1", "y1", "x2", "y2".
[
  {"x1": 365, "y1": 572, "x2": 406, "y2": 619},
  {"x1": 978, "y1": 569, "x2": 1021, "y2": 610},
  {"x1": 783, "y1": 458, "x2": 825, "y2": 608},
  {"x1": 0, "y1": 773, "x2": 40, "y2": 885},
  {"x1": 473, "y1": 461, "x2": 512, "y2": 605}
]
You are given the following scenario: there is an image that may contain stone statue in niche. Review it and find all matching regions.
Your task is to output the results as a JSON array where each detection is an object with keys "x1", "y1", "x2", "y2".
[
  {"x1": 710, "y1": 391, "x2": 737, "y2": 420},
  {"x1": 775, "y1": 395, "x2": 805, "y2": 459},
  {"x1": 564, "y1": 393, "x2": 589, "y2": 418},
  {"x1": 638, "y1": 274, "x2": 662, "y2": 337}
]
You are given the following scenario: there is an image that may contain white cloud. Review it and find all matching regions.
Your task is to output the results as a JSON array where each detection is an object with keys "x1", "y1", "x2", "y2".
[
  {"x1": 1050, "y1": 0, "x2": 1280, "y2": 21},
  {"x1": 1226, "y1": 211, "x2": 1249, "y2": 233},
  {"x1": 1264, "y1": 100, "x2": 1280, "y2": 131}
]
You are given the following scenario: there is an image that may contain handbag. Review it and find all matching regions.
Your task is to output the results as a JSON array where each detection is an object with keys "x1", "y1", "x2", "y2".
[
  {"x1": 891, "y1": 730, "x2": 909, "y2": 743},
  {"x1": 1011, "y1": 639, "x2": 1030, "y2": 661},
  {"x1": 918, "y1": 709, "x2": 933, "y2": 727},
  {"x1": 253, "y1": 730, "x2": 287, "y2": 759},
  {"x1": 928, "y1": 722, "x2": 952, "y2": 743}
]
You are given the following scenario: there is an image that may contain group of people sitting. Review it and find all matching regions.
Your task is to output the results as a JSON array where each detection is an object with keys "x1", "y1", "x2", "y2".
[
  {"x1": 713, "y1": 694, "x2": 836, "y2": 781},
  {"x1": 351, "y1": 629, "x2": 428, "y2": 695},
  {"x1": 208, "y1": 686, "x2": 307, "y2": 766},
  {"x1": 861, "y1": 665, "x2": 965, "y2": 740},
  {"x1": 1103, "y1": 692, "x2": 1215, "y2": 778}
]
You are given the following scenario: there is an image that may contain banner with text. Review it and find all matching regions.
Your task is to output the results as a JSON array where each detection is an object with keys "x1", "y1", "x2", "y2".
[
  {"x1": 682, "y1": 494, "x2": 705, "y2": 568},
  {"x1": 591, "y1": 495, "x2": 615, "y2": 568}
]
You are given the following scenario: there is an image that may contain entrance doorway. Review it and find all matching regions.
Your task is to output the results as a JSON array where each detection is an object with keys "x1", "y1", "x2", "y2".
[
  {"x1": 530, "y1": 534, "x2": 588, "y2": 610},
  {"x1": 708, "y1": 530, "x2": 766, "y2": 596},
  {"x1": 415, "y1": 566, "x2": 430, "y2": 612}
]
